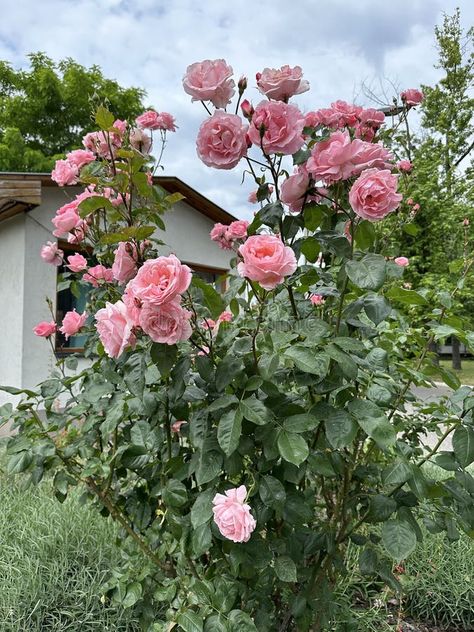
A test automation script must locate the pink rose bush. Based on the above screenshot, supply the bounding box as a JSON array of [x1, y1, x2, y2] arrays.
[[138, 299, 192, 344], [247, 101, 305, 155], [196, 112, 248, 169], [95, 301, 136, 358], [238, 235, 297, 290], [212, 485, 256, 543], [256, 65, 309, 101], [349, 168, 402, 221]]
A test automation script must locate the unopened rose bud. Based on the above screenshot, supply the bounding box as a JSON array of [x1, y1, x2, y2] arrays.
[[238, 75, 247, 94], [240, 99, 254, 120], [255, 72, 261, 82], [245, 132, 252, 149]]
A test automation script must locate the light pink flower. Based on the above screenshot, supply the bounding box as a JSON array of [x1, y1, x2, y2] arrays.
[[212, 485, 256, 543], [256, 65, 309, 101], [394, 257, 409, 267], [280, 168, 312, 212], [95, 300, 136, 358], [310, 294, 325, 306], [138, 300, 192, 344], [359, 108, 385, 128], [201, 318, 216, 330], [183, 59, 235, 108], [227, 220, 249, 240], [130, 128, 152, 154], [248, 101, 305, 155], [238, 234, 297, 290], [308, 108, 342, 129], [68, 220, 88, 244], [59, 309, 87, 340], [218, 310, 232, 323], [125, 255, 192, 306], [196, 111, 248, 169], [413, 203, 420, 211], [354, 123, 375, 142], [82, 131, 111, 158], [83, 264, 114, 287], [66, 253, 88, 272], [397, 160, 413, 172], [349, 168, 402, 221], [241, 99, 254, 119], [136, 110, 161, 130], [157, 112, 177, 132], [401, 89, 423, 106], [41, 241, 64, 266], [112, 242, 138, 285], [171, 421, 187, 433], [51, 159, 79, 186], [330, 100, 363, 126], [52, 201, 81, 237], [33, 321, 57, 337], [406, 198, 414, 206], [210, 222, 233, 249], [65, 149, 95, 170]]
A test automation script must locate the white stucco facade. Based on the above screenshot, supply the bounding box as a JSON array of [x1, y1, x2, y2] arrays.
[[0, 176, 235, 409]]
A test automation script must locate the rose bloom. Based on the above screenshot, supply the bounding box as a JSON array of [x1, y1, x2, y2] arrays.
[[59, 309, 87, 340], [238, 234, 297, 290], [280, 168, 311, 213], [394, 256, 409, 267], [95, 300, 136, 358], [310, 294, 325, 306], [212, 485, 256, 543], [68, 219, 88, 244], [256, 65, 309, 101], [196, 111, 248, 169], [138, 299, 192, 345], [125, 254, 192, 306], [129, 128, 152, 154], [349, 168, 402, 221], [308, 108, 341, 129], [52, 201, 81, 237], [412, 203, 420, 211], [210, 222, 233, 249], [397, 160, 413, 172], [157, 112, 177, 132], [136, 110, 161, 130], [218, 310, 232, 323], [171, 420, 187, 433], [65, 149, 95, 170], [41, 241, 63, 266], [401, 89, 424, 106], [183, 59, 235, 108], [227, 220, 249, 240], [248, 101, 305, 155], [201, 318, 216, 330], [66, 253, 88, 272], [51, 159, 79, 186], [359, 108, 385, 128], [330, 100, 363, 127], [33, 320, 57, 337], [112, 242, 138, 284], [406, 198, 414, 205], [83, 264, 114, 287], [240, 99, 254, 119]]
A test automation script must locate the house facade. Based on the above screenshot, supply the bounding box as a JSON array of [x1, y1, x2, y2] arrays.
[[0, 173, 236, 408]]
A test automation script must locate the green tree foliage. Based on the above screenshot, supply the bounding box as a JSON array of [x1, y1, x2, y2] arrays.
[[0, 52, 146, 171]]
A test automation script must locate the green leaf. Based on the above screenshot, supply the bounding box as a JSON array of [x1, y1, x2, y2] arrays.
[[177, 610, 204, 632], [239, 396, 271, 425], [95, 105, 115, 129], [383, 460, 413, 485], [359, 548, 379, 575], [363, 294, 392, 325], [348, 399, 396, 450], [121, 582, 142, 609], [325, 409, 357, 449], [191, 489, 215, 528], [277, 431, 309, 466], [387, 286, 428, 306], [7, 451, 32, 474], [283, 413, 319, 433], [345, 254, 386, 291], [366, 494, 397, 523], [227, 610, 258, 632], [204, 615, 228, 632], [382, 520, 417, 561], [215, 356, 243, 391], [208, 395, 238, 413], [453, 426, 474, 467], [150, 343, 178, 378], [259, 475, 286, 508], [284, 346, 329, 377], [217, 409, 242, 456], [274, 556, 297, 582], [300, 237, 321, 262], [192, 523, 212, 556], [354, 220, 376, 249], [78, 195, 116, 219], [192, 276, 225, 319], [303, 204, 327, 231], [163, 479, 188, 507], [258, 201, 284, 227]]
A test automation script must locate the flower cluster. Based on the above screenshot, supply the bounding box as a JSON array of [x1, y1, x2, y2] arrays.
[[210, 220, 249, 249]]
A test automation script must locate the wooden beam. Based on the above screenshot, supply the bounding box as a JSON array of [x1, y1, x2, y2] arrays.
[[0, 178, 41, 207]]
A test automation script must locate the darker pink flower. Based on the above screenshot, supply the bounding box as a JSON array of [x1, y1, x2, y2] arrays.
[[256, 65, 309, 101], [248, 101, 305, 155], [349, 168, 402, 221], [394, 257, 409, 267], [212, 485, 256, 543], [138, 300, 192, 345], [397, 160, 413, 172], [310, 294, 325, 306], [359, 108, 385, 128], [136, 110, 161, 130], [157, 112, 177, 132], [196, 112, 248, 169], [330, 100, 363, 127], [41, 241, 63, 266], [83, 264, 114, 287], [238, 234, 297, 290], [65, 149, 96, 170], [401, 89, 423, 106], [59, 309, 87, 340], [125, 255, 192, 306], [51, 159, 79, 186], [66, 253, 88, 272], [171, 420, 187, 433], [112, 242, 138, 285], [183, 59, 235, 108], [280, 168, 315, 213], [95, 300, 136, 358], [210, 222, 233, 249], [33, 321, 57, 337], [52, 201, 81, 237], [227, 220, 249, 240]]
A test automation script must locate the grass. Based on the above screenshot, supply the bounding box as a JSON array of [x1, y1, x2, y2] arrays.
[[439, 358, 474, 386]]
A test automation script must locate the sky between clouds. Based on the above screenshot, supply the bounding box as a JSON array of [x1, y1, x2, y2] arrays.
[[0, 0, 473, 220]]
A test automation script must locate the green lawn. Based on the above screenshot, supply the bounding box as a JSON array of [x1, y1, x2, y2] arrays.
[[439, 358, 474, 385]]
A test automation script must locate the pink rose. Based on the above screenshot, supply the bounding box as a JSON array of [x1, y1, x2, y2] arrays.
[[130, 128, 152, 154], [354, 123, 375, 142], [196, 112, 248, 169], [201, 318, 216, 330], [308, 108, 341, 129], [112, 242, 138, 284], [52, 201, 81, 237], [66, 253, 88, 272], [51, 159, 79, 186], [397, 160, 413, 172], [401, 89, 423, 106], [412, 203, 420, 211], [280, 168, 312, 213], [138, 299, 192, 345], [68, 219, 88, 244], [59, 309, 87, 340], [241, 99, 254, 120], [463, 218, 470, 227], [310, 294, 325, 306], [394, 257, 409, 267], [95, 300, 136, 358], [33, 321, 57, 337], [248, 101, 305, 155], [125, 255, 192, 306], [41, 241, 63, 266], [212, 485, 256, 543], [349, 168, 402, 221], [210, 222, 233, 249], [171, 420, 187, 433], [359, 108, 385, 128], [157, 112, 177, 132], [256, 65, 309, 101], [136, 110, 161, 130], [406, 198, 414, 206], [330, 100, 363, 127], [113, 119, 127, 137], [65, 149, 95, 170], [83, 264, 114, 287], [217, 310, 232, 323], [237, 235, 297, 290], [183, 59, 235, 108], [227, 220, 249, 240]]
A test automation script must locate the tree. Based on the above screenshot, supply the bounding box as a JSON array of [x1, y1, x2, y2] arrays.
[[0, 52, 147, 171]]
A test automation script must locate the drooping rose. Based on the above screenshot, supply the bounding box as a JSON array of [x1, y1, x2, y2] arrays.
[[112, 242, 138, 284], [196, 112, 248, 169], [65, 149, 96, 170], [95, 300, 136, 358], [83, 264, 114, 287], [59, 309, 87, 340], [256, 65, 309, 101], [129, 128, 152, 154], [212, 485, 256, 543], [400, 89, 423, 106], [51, 159, 79, 186], [33, 321, 57, 337], [226, 220, 249, 240], [66, 253, 88, 272], [125, 255, 192, 306], [394, 256, 409, 267], [68, 219, 88, 244], [138, 299, 192, 345], [183, 59, 235, 108], [349, 168, 402, 221], [40, 241, 64, 266], [237, 235, 297, 290], [247, 101, 305, 155], [280, 168, 313, 213], [397, 160, 413, 172]]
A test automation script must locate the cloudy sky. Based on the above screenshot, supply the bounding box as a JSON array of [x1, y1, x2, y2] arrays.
[[0, 0, 472, 219]]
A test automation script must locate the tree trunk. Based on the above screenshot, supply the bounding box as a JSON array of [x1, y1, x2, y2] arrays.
[[452, 336, 462, 370], [429, 341, 440, 366]]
